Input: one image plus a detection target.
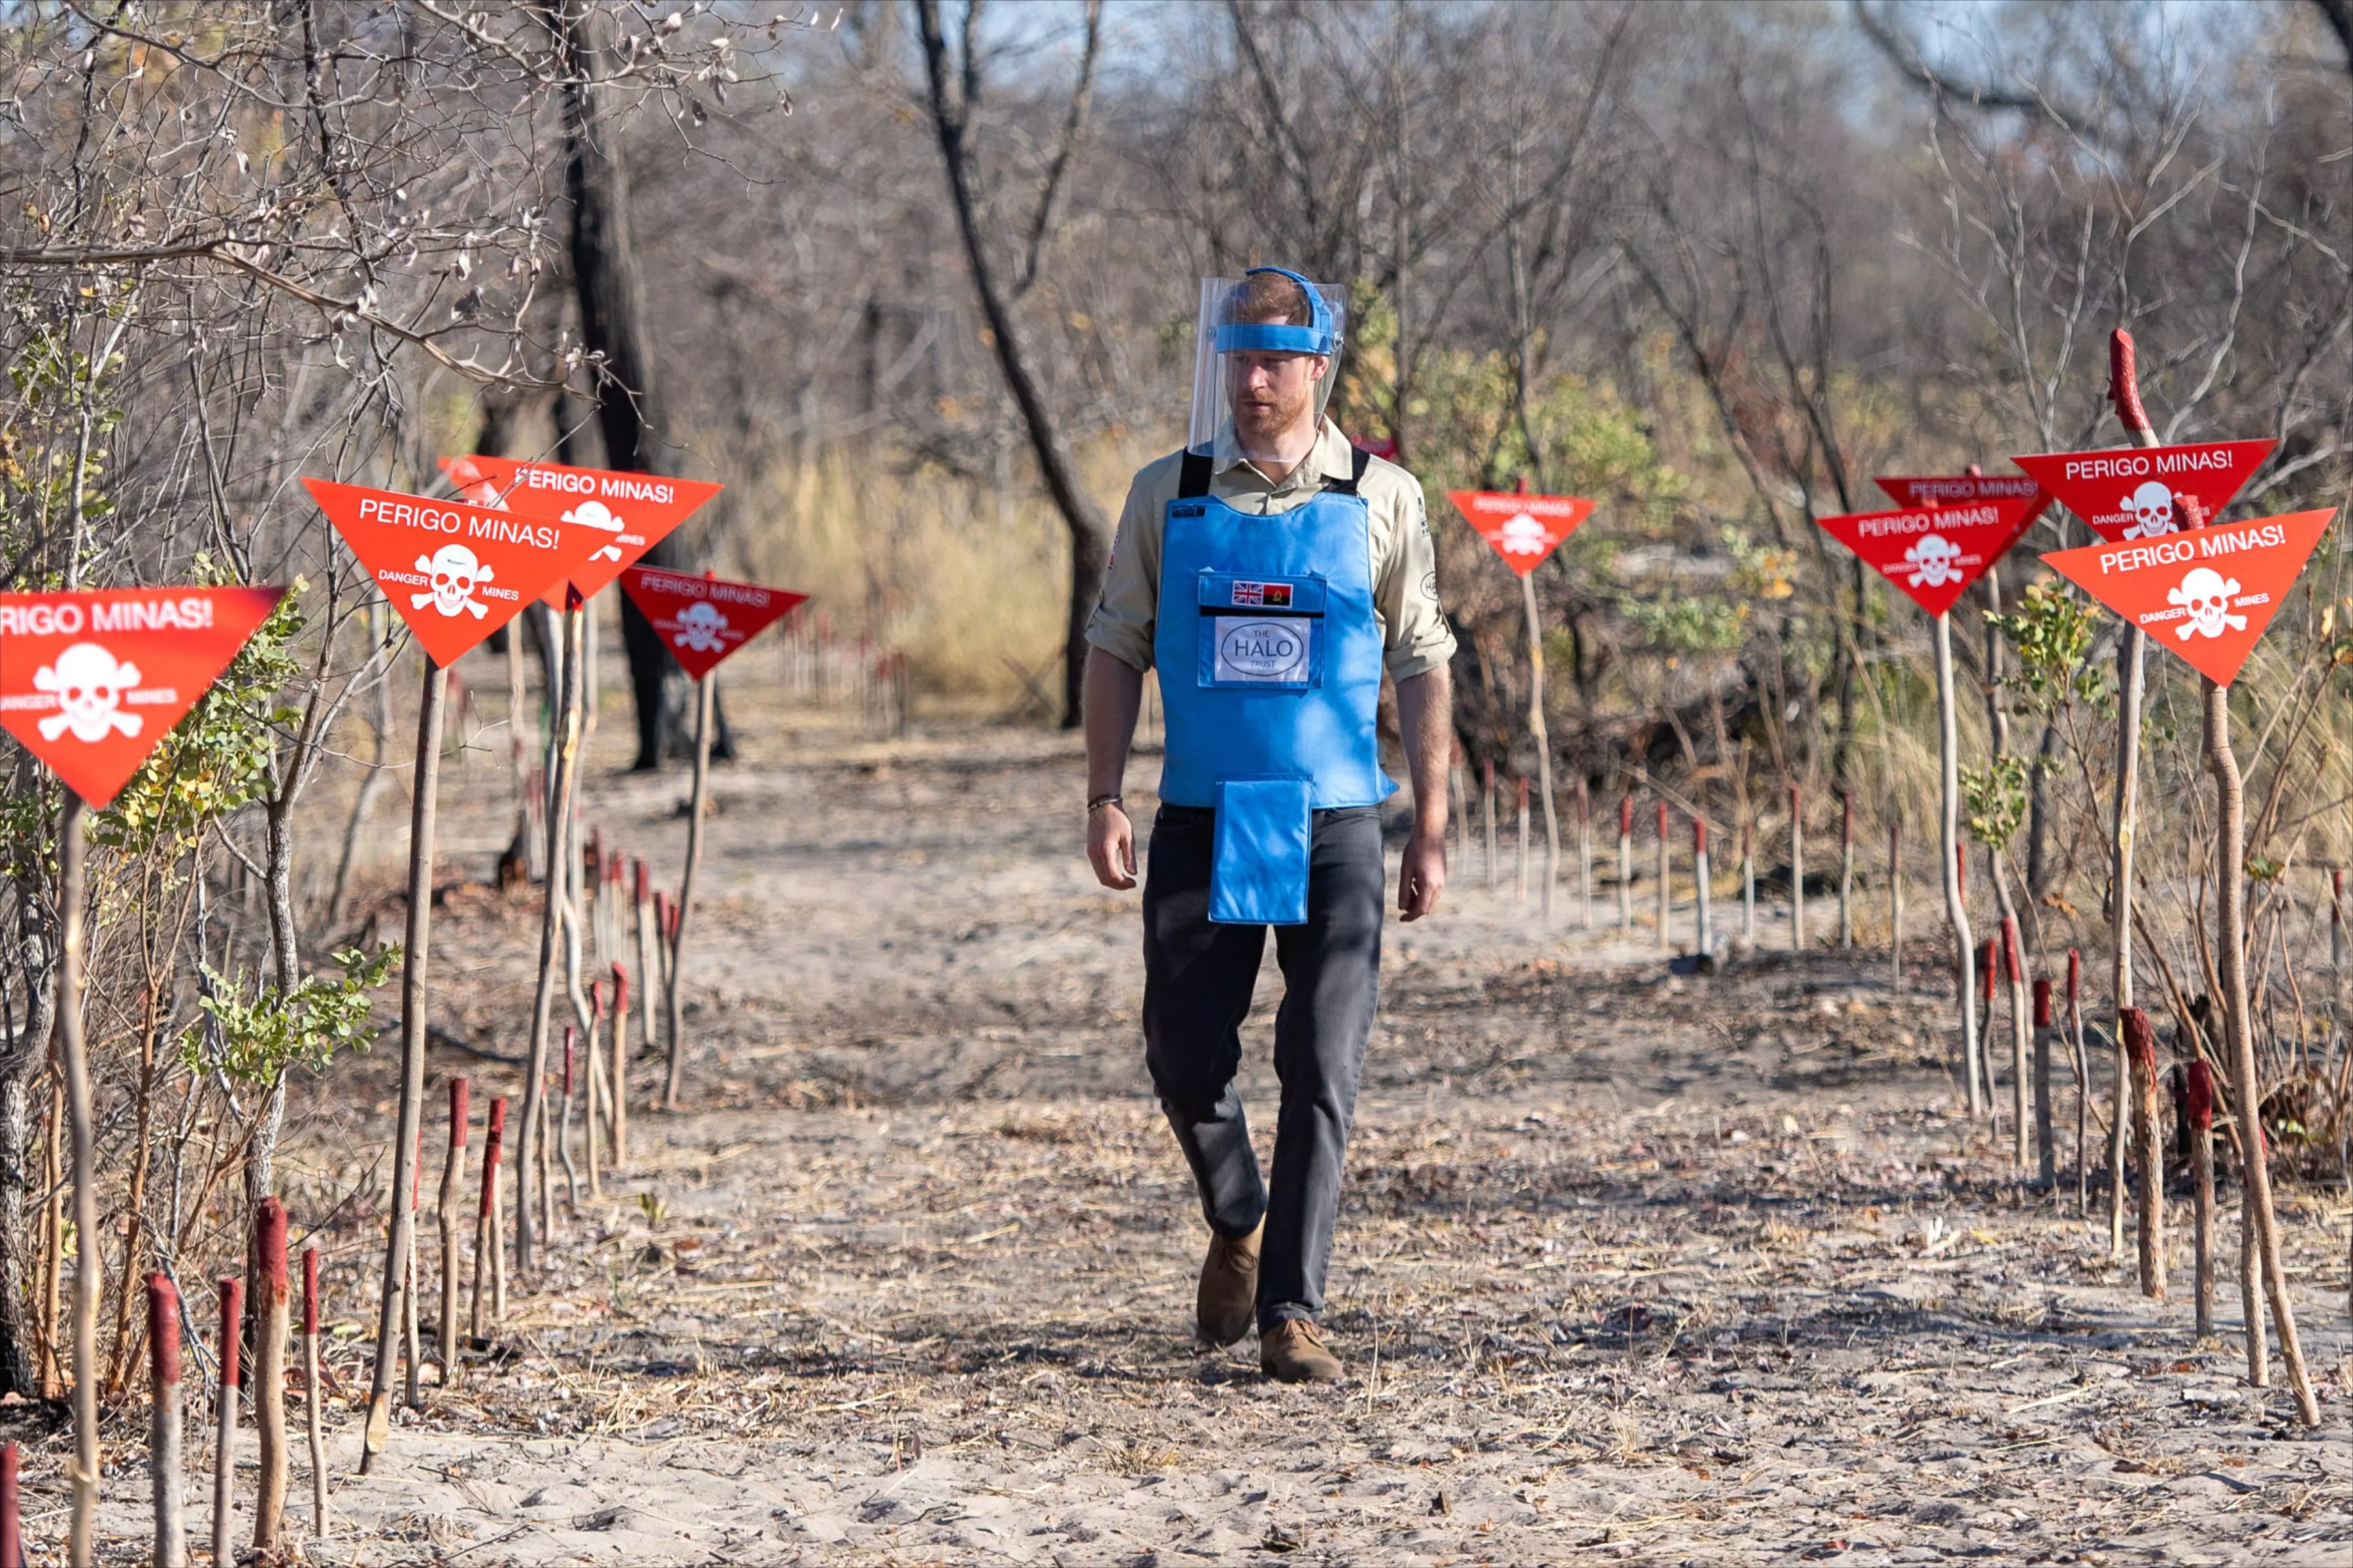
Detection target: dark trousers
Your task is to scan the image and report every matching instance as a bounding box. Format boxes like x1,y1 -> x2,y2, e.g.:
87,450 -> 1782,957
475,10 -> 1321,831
1141,804 -> 1384,1330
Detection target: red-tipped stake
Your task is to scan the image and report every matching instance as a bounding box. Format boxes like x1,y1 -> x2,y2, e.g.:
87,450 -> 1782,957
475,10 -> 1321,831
559,1026 -> 580,1211
254,1199 -> 290,1552
2121,1008 -> 2166,1300
212,1277 -> 242,1568
303,1247 -> 328,1540
609,964 -> 631,1167
149,1273 -> 183,1567
1978,939 -> 2000,1142
659,893 -> 683,1108
2186,1061 -> 2216,1340
437,1078 -> 470,1383
471,1097 -> 507,1337
2,1441 -> 20,1568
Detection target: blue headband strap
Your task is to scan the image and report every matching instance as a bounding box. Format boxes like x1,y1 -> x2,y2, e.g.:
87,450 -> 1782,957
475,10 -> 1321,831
1215,267 -> 1337,355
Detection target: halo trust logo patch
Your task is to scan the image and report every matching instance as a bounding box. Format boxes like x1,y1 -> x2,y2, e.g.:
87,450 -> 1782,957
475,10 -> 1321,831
1216,618 -> 1310,682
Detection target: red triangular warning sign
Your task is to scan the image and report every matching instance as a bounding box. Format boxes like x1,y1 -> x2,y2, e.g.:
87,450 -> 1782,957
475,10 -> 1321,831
0,586 -> 285,807
2011,440 -> 2274,542
618,567 -> 807,682
2040,509 -> 2332,686
1816,495 -> 2043,617
1447,491 -> 1594,576
1874,473 -> 2046,513
436,456 -> 722,605
303,479 -> 614,667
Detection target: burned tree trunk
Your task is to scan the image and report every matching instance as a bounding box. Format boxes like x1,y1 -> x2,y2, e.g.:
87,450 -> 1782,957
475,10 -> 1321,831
560,0 -> 724,769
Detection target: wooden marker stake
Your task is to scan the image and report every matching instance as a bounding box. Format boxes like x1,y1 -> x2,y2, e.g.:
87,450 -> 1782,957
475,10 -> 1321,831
1692,816 -> 1712,961
362,660 -> 447,1473
1515,558 -> 1560,922
55,790 -> 101,1567
586,982 -> 606,1195
1616,794 -> 1633,935
2,1442 -> 18,1568
2104,331 -> 2154,1259
212,1278 -> 241,1568
665,668 -> 719,1109
470,1097 -> 507,1341
437,1078 -> 469,1380
1979,939 -> 2000,1142
2003,916 -> 2031,1170
2122,1007 -> 2165,1299
1654,800 -> 1669,952
2202,678 -> 2318,1422
254,1198 -> 290,1551
559,1026 -> 580,1210
2186,1060 -> 2216,1340
609,965 -> 631,1167
2066,950 -> 2089,1214
303,1246 -> 327,1539
149,1273 -> 184,1568
1837,790 -> 1854,950
519,600 -> 586,1273
2031,978 -> 2056,1190
1934,612 -> 1984,1117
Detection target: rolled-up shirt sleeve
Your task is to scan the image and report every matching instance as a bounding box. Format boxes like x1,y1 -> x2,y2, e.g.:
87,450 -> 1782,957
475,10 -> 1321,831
1084,468 -> 1165,673
1374,477 -> 1458,682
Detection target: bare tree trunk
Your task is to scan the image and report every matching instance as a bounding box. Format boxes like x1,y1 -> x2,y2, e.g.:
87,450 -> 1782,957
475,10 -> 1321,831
1935,614 -> 1983,1116
917,0 -> 1111,727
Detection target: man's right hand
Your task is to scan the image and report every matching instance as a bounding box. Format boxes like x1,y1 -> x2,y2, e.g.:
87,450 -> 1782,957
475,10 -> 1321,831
1088,803 -> 1138,890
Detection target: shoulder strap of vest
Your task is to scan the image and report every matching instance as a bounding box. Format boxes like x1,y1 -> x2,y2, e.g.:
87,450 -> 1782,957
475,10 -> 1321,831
1327,444 -> 1373,497
1176,451 -> 1213,499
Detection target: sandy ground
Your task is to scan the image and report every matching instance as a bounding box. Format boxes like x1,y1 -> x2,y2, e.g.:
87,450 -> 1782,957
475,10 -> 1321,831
27,675 -> 2353,1563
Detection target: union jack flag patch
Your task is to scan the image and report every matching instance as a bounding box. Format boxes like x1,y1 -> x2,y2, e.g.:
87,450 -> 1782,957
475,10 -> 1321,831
1230,580 -> 1291,608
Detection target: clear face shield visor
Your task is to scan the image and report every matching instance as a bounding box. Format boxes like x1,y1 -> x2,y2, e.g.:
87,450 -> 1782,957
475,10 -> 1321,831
1186,268 -> 1347,469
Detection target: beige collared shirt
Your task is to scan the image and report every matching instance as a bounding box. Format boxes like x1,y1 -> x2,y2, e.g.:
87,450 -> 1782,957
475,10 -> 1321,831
1085,419 -> 1456,682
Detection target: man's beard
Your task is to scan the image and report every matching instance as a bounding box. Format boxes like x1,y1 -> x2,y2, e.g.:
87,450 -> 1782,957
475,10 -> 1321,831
1235,388 -> 1310,444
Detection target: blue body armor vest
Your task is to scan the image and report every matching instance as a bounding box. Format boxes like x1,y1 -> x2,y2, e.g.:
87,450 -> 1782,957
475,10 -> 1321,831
1153,449 -> 1395,924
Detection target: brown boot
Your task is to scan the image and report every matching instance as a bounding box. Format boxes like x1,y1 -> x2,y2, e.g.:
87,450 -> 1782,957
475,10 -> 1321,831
1260,1318 -> 1343,1384
1195,1220 -> 1263,1348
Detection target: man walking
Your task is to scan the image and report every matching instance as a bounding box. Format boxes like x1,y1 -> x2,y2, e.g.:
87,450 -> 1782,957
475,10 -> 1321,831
1081,268 -> 1455,1383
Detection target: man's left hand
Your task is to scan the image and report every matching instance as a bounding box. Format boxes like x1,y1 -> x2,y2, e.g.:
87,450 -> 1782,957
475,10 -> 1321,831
1398,831 -> 1446,922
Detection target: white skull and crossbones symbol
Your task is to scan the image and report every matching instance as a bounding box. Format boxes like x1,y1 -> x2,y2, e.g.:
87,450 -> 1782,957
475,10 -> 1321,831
2169,566 -> 2245,641
563,499 -> 627,563
413,544 -> 493,618
1498,512 -> 1549,556
2121,480 -> 2178,539
671,601 -> 729,654
1904,533 -> 1963,588
33,642 -> 144,742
